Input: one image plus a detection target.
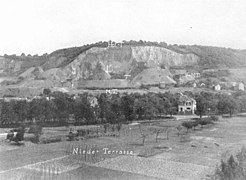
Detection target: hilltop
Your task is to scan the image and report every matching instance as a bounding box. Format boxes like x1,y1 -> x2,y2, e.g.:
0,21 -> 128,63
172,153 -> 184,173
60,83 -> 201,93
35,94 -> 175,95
0,40 -> 246,96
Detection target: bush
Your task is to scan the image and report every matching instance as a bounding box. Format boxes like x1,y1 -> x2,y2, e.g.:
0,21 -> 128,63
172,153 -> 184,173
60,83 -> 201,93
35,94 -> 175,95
77,129 -> 88,137
191,121 -> 200,130
28,125 -> 42,134
181,121 -> 194,133
197,118 -> 214,127
23,134 -> 36,142
67,131 -> 78,141
210,115 -> 219,122
40,136 -> 62,144
209,147 -> 246,180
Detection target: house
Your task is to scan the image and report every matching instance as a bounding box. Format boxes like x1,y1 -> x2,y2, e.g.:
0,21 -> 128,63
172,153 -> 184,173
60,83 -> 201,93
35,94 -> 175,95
213,84 -> 221,91
200,83 -> 206,87
186,70 -> 201,78
178,95 -> 196,114
238,82 -> 245,91
105,89 -> 118,94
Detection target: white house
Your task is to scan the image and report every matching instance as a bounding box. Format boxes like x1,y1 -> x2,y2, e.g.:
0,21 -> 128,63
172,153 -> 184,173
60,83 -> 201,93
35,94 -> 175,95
178,95 -> 197,114
200,83 -> 206,87
239,82 -> 245,91
214,84 -> 221,91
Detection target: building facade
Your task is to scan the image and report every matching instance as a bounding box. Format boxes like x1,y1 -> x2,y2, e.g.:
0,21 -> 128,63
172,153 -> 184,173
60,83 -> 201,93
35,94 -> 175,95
238,82 -> 245,91
214,84 -> 221,91
178,95 -> 197,114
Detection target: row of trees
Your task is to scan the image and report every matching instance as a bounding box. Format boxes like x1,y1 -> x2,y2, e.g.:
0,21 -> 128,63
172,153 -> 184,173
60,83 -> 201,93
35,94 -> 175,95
195,91 -> 246,118
1,90 -> 246,128
0,92 -> 179,127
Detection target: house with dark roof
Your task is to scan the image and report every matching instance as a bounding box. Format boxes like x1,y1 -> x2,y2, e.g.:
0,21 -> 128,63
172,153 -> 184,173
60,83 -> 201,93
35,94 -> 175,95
130,68 -> 176,88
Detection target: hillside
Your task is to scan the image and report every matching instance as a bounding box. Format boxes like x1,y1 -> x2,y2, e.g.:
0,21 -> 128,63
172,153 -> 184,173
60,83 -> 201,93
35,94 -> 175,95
168,45 -> 246,69
0,41 -> 246,96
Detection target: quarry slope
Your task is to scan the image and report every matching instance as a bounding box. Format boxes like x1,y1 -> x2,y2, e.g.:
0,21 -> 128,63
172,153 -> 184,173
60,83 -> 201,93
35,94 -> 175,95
44,46 -> 199,83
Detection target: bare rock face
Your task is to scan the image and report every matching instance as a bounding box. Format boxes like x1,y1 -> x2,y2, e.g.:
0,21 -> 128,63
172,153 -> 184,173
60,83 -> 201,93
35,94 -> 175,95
0,57 -> 22,75
131,46 -> 199,67
0,46 -> 199,90
58,46 -> 199,82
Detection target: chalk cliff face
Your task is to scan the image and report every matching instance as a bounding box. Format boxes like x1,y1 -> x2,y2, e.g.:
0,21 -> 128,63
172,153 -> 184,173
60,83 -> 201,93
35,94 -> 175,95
131,46 -> 199,67
0,45 -> 199,90
52,46 -> 199,82
0,57 -> 22,75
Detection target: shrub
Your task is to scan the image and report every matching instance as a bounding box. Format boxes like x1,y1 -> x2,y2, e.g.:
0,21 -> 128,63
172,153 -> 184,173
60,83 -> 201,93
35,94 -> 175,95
198,118 -> 214,128
181,121 -> 194,133
28,125 -> 42,143
77,129 -> 87,136
191,121 -> 200,130
40,136 -> 62,144
67,131 -> 76,141
209,147 -> 246,180
176,125 -> 182,136
28,125 -> 42,134
210,115 -> 219,122
15,131 -> 24,142
23,134 -> 36,142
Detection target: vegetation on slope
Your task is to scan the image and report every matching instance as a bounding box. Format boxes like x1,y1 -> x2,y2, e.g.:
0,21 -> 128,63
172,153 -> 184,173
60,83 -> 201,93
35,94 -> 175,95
2,40 -> 246,78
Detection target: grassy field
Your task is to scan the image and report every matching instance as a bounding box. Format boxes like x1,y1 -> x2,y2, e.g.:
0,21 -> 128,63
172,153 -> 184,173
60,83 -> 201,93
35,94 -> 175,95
1,116 -> 246,179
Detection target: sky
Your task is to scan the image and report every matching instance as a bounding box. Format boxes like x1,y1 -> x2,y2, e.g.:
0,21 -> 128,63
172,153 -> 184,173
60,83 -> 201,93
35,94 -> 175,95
0,0 -> 245,55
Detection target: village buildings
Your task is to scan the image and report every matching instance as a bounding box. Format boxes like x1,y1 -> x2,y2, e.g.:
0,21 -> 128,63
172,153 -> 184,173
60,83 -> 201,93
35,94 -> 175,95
173,69 -> 200,84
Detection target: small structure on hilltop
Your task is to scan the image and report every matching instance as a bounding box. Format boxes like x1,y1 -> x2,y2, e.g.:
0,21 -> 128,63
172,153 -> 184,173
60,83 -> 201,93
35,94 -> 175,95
178,95 -> 196,115
107,40 -> 123,48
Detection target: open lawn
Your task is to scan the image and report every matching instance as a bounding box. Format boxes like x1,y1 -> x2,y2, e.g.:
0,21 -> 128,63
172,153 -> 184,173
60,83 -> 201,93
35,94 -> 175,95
1,116 -> 246,179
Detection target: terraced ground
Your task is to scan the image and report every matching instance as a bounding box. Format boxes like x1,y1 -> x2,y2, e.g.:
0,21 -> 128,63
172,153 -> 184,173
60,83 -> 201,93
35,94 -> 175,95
1,115 -> 246,180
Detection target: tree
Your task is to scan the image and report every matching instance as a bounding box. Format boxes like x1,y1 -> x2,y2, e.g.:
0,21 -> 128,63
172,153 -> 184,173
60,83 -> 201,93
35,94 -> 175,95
43,88 -> 51,96
74,94 -> 95,125
121,94 -> 135,121
176,125 -> 182,136
51,92 -> 71,125
181,121 -> 194,133
195,95 -> 209,118
138,124 -> 149,145
217,95 -> 238,116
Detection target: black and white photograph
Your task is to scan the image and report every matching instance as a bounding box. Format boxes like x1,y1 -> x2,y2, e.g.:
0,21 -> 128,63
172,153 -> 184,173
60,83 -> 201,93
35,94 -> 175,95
0,0 -> 246,179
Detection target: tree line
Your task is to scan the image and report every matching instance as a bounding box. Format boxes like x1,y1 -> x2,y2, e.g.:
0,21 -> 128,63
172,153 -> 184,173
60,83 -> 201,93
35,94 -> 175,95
0,90 -> 246,128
